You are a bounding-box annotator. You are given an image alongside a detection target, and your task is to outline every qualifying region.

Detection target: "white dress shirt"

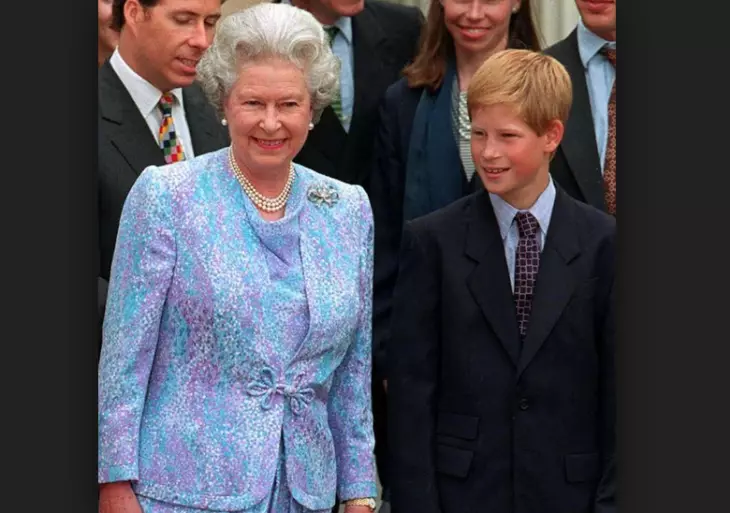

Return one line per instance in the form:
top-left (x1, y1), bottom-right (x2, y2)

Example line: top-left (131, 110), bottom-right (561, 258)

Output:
top-left (109, 49), bottom-right (195, 158)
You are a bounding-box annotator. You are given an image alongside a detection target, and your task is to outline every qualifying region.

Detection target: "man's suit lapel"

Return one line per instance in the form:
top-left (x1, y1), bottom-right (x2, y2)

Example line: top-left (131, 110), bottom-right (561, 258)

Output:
top-left (465, 193), bottom-right (522, 367)
top-left (99, 61), bottom-right (166, 174)
top-left (517, 189), bottom-right (581, 377)
top-left (183, 86), bottom-right (227, 156)
top-left (303, 107), bottom-right (348, 175)
top-left (349, 5), bottom-right (392, 137)
top-left (556, 30), bottom-right (605, 209)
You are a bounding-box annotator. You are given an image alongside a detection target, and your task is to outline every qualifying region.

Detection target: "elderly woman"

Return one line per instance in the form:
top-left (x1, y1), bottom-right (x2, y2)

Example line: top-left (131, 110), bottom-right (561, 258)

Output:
top-left (98, 4), bottom-right (377, 513)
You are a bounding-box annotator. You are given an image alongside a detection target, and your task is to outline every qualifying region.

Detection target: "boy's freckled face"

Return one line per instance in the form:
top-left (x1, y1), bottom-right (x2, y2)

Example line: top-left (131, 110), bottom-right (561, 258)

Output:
top-left (470, 104), bottom-right (561, 207)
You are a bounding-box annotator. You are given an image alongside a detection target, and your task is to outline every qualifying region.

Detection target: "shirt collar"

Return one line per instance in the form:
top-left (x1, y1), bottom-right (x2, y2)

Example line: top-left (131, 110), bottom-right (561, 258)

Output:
top-left (488, 177), bottom-right (557, 242)
top-left (109, 48), bottom-right (184, 118)
top-left (576, 17), bottom-right (616, 69)
top-left (331, 15), bottom-right (352, 44)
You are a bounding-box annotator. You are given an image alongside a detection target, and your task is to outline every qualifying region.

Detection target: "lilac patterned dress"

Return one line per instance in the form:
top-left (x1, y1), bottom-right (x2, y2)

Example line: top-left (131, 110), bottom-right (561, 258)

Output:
top-left (98, 148), bottom-right (377, 513)
top-left (140, 165), bottom-right (318, 513)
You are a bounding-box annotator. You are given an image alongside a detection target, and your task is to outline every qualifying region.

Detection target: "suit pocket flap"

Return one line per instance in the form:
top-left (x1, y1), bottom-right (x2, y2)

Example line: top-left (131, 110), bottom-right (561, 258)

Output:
top-left (435, 444), bottom-right (473, 478)
top-left (436, 412), bottom-right (479, 440)
top-left (565, 452), bottom-right (600, 483)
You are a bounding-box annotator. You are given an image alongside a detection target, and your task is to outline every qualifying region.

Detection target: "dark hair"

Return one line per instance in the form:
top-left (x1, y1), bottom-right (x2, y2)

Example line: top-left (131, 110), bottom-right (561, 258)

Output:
top-left (403, 0), bottom-right (542, 92)
top-left (111, 0), bottom-right (227, 31)
top-left (111, 0), bottom-right (158, 31)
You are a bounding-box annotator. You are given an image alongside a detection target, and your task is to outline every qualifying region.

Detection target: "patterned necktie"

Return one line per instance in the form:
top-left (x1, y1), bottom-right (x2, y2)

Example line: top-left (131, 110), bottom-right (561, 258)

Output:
top-left (158, 92), bottom-right (186, 164)
top-left (324, 26), bottom-right (343, 123)
top-left (514, 212), bottom-right (541, 341)
top-left (601, 47), bottom-right (616, 215)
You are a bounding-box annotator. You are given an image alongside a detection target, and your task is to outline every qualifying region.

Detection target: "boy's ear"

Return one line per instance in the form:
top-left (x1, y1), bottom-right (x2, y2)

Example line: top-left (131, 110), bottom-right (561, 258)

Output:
top-left (544, 119), bottom-right (565, 154)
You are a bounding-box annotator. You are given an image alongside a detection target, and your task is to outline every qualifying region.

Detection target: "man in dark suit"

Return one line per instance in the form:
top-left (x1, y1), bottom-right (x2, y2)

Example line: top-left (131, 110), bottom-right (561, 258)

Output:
top-left (279, 0), bottom-right (423, 191)
top-left (388, 50), bottom-right (615, 513)
top-left (98, 0), bottom-right (229, 339)
top-left (545, 0), bottom-right (616, 213)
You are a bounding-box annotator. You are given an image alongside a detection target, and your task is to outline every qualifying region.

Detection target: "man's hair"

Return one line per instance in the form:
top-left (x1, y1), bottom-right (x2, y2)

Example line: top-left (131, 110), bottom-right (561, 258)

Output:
top-left (467, 49), bottom-right (572, 135)
top-left (111, 0), bottom-right (156, 31)
top-left (111, 0), bottom-right (226, 31)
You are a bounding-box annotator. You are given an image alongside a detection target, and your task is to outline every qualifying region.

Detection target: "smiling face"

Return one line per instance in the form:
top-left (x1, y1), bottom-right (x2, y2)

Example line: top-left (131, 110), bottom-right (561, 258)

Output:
top-left (224, 58), bottom-right (313, 177)
top-left (123, 0), bottom-right (221, 91)
top-left (470, 103), bottom-right (562, 209)
top-left (442, 0), bottom-right (518, 58)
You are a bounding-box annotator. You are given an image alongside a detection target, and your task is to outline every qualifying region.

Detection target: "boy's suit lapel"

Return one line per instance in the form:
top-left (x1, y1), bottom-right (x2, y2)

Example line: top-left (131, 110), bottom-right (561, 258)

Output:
top-left (465, 189), bottom-right (584, 372)
top-left (465, 192), bottom-right (522, 367)
top-left (517, 189), bottom-right (582, 377)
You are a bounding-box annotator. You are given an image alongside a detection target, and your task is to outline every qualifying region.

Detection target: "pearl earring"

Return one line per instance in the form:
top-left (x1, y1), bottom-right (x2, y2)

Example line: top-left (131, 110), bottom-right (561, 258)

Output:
top-left (221, 118), bottom-right (228, 126)
top-left (308, 122), bottom-right (314, 130)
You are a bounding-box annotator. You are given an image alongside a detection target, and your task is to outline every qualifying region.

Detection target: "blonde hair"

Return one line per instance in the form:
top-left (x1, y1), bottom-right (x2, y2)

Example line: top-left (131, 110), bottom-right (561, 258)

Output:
top-left (467, 49), bottom-right (572, 135)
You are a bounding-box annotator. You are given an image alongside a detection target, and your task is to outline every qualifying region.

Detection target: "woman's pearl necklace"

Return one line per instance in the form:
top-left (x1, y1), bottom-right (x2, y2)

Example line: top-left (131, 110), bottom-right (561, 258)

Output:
top-left (228, 148), bottom-right (294, 213)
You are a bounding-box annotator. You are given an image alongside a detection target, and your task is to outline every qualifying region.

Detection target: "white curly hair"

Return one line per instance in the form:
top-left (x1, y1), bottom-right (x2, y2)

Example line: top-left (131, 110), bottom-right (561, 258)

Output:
top-left (196, 2), bottom-right (340, 123)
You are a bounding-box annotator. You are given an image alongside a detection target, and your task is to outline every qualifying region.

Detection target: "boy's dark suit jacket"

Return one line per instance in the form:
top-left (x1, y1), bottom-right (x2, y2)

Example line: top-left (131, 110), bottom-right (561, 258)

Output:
top-left (275, 0), bottom-right (423, 190)
top-left (97, 61), bottom-right (229, 352)
top-left (387, 186), bottom-right (616, 513)
top-left (545, 29), bottom-right (606, 211)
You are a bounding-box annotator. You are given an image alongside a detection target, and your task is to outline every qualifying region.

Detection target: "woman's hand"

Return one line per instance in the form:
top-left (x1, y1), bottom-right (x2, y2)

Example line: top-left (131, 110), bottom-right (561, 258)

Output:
top-left (344, 506), bottom-right (374, 513)
top-left (99, 482), bottom-right (143, 513)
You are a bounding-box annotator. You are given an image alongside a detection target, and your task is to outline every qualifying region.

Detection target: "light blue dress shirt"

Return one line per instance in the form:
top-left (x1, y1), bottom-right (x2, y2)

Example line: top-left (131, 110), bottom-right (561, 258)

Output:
top-left (284, 0), bottom-right (355, 132)
top-left (577, 19), bottom-right (616, 174)
top-left (488, 178), bottom-right (557, 291)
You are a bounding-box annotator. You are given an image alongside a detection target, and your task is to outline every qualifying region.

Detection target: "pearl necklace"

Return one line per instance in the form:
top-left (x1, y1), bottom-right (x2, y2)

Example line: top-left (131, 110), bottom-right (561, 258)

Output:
top-left (228, 148), bottom-right (294, 213)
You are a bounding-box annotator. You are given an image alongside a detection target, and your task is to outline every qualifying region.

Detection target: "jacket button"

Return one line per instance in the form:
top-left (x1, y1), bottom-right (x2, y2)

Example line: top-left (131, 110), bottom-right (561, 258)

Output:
top-left (519, 398), bottom-right (529, 410)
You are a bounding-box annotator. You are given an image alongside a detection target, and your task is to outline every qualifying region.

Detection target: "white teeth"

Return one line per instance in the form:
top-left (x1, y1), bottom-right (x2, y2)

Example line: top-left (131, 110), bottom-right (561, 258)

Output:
top-left (257, 139), bottom-right (283, 146)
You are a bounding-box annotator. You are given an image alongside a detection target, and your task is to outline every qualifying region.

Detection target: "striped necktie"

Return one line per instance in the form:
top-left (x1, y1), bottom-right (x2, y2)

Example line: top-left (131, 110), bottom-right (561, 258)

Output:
top-left (324, 26), bottom-right (343, 123)
top-left (158, 92), bottom-right (186, 164)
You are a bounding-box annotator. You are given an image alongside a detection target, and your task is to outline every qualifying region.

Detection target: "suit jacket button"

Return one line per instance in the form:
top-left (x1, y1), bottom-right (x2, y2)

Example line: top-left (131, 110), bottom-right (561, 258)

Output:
top-left (519, 398), bottom-right (529, 410)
